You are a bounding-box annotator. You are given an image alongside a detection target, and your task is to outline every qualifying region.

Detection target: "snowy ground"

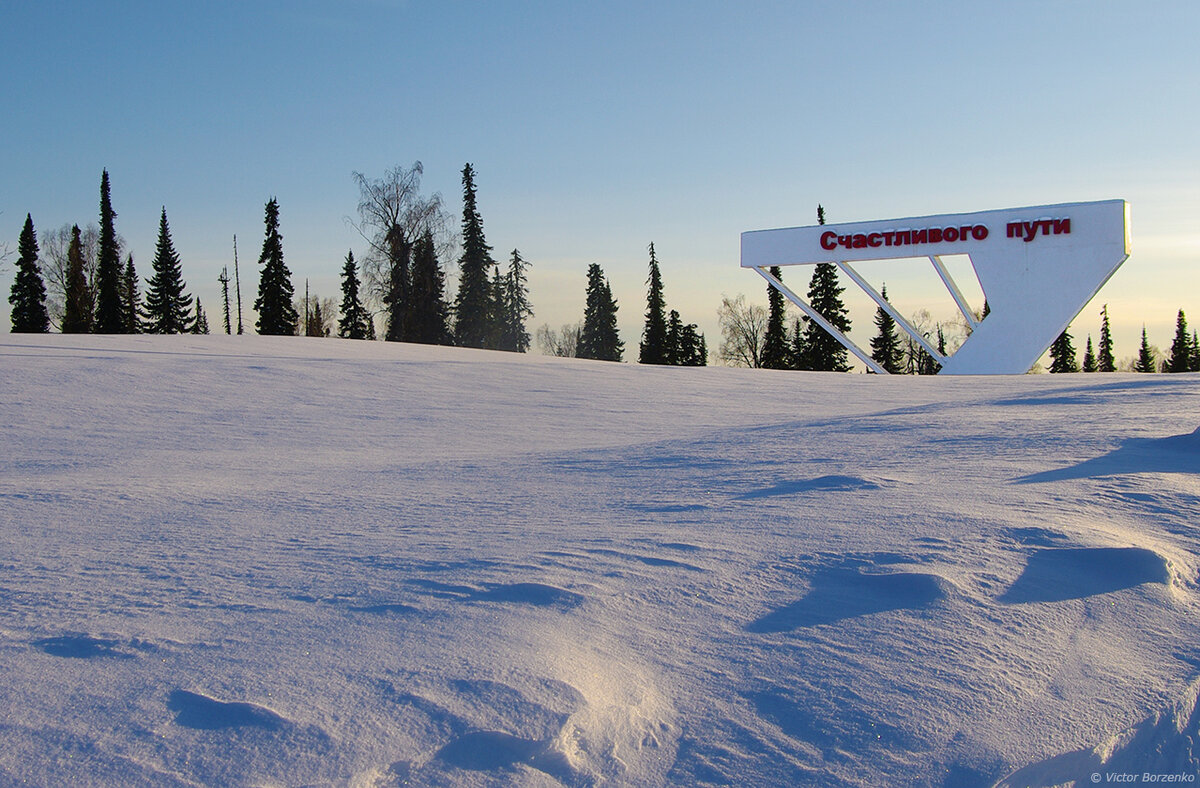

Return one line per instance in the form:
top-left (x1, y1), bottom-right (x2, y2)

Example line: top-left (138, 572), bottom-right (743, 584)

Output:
top-left (1, 333), bottom-right (1199, 787)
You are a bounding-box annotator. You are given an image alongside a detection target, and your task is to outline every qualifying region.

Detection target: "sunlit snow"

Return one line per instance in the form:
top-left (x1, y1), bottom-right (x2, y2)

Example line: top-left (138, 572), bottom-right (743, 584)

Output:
top-left (2, 334), bottom-right (1198, 786)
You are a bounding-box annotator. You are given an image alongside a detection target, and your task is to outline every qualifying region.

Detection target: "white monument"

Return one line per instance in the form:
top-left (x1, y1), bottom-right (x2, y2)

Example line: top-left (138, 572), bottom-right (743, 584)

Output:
top-left (741, 200), bottom-right (1131, 374)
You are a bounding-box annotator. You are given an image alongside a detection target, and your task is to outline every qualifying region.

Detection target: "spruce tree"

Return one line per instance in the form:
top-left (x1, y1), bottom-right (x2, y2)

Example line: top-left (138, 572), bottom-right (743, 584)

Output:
top-left (1192, 330), bottom-right (1200, 372)
top-left (1098, 304), bottom-right (1116, 372)
top-left (218, 267), bottom-right (232, 334)
top-left (489, 266), bottom-right (506, 349)
top-left (869, 285), bottom-right (903, 374)
top-left (142, 208), bottom-right (193, 334)
top-left (409, 231), bottom-right (452, 345)
top-left (500, 248), bottom-right (533, 352)
top-left (639, 243), bottom-right (669, 364)
top-left (665, 308), bottom-right (684, 365)
top-left (254, 198), bottom-right (297, 335)
top-left (576, 263), bottom-right (623, 361)
top-left (1082, 335), bottom-right (1097, 372)
top-left (790, 316), bottom-right (807, 370)
top-left (801, 205), bottom-right (851, 371)
top-left (452, 163), bottom-right (497, 348)
top-left (761, 266), bottom-right (790, 369)
top-left (9, 214), bottom-right (50, 333)
top-left (1135, 327), bottom-right (1156, 373)
top-left (121, 255), bottom-right (141, 333)
top-left (94, 169), bottom-right (125, 333)
top-left (337, 251), bottom-right (372, 340)
top-left (1048, 330), bottom-right (1078, 373)
top-left (62, 225), bottom-right (92, 333)
top-left (192, 297), bottom-right (210, 334)
top-left (382, 236), bottom-right (411, 342)
top-left (1166, 310), bottom-right (1192, 372)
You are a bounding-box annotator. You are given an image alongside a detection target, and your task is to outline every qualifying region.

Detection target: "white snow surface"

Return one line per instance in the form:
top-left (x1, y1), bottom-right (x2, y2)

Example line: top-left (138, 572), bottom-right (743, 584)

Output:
top-left (2, 333), bottom-right (1200, 787)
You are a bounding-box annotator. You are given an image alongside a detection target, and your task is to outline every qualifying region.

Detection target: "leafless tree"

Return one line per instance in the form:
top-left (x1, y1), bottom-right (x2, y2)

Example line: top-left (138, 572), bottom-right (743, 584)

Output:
top-left (717, 294), bottom-right (768, 367)
top-left (536, 322), bottom-right (582, 357)
top-left (349, 162), bottom-right (453, 310)
top-left (39, 223), bottom-right (124, 330)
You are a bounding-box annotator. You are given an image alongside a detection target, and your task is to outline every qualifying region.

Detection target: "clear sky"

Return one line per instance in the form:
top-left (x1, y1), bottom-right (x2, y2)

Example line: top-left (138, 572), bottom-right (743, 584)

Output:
top-left (2, 1), bottom-right (1197, 367)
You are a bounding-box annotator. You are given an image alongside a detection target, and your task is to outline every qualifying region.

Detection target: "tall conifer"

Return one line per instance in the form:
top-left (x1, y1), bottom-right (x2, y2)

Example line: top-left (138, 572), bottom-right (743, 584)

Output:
top-left (1098, 304), bottom-right (1116, 372)
top-left (62, 225), bottom-right (92, 333)
top-left (1048, 329), bottom-right (1078, 372)
top-left (1135, 327), bottom-right (1156, 372)
top-left (576, 263), bottom-right (623, 361)
top-left (409, 231), bottom-right (452, 345)
top-left (9, 214), bottom-right (50, 333)
top-left (761, 266), bottom-right (790, 369)
top-left (192, 298), bottom-right (210, 334)
top-left (452, 164), bottom-right (496, 348)
top-left (1166, 310), bottom-right (1192, 372)
top-left (142, 208), bottom-right (193, 334)
top-left (639, 243), bottom-right (669, 364)
top-left (94, 170), bottom-right (124, 332)
top-left (254, 198), bottom-right (297, 335)
top-left (869, 285), bottom-right (903, 373)
top-left (801, 204), bottom-right (851, 371)
top-left (500, 248), bottom-right (533, 352)
top-left (1082, 335), bottom-right (1097, 372)
top-left (121, 255), bottom-right (141, 333)
top-left (337, 251), bottom-right (372, 340)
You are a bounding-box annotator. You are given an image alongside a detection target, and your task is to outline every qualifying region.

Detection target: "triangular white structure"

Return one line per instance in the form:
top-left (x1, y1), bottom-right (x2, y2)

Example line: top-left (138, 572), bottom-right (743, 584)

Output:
top-left (741, 200), bottom-right (1131, 375)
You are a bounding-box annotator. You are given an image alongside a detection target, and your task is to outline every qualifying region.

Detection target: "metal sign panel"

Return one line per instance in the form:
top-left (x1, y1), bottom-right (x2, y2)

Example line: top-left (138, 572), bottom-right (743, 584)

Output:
top-left (741, 200), bottom-right (1130, 375)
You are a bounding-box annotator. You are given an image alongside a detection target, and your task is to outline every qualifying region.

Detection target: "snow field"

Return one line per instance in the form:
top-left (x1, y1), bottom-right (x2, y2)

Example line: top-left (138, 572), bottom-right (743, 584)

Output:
top-left (1, 334), bottom-right (1199, 786)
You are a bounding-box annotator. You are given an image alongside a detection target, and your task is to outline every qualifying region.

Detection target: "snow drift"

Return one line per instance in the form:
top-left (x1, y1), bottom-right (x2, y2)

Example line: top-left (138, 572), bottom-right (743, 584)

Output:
top-left (1, 334), bottom-right (1198, 786)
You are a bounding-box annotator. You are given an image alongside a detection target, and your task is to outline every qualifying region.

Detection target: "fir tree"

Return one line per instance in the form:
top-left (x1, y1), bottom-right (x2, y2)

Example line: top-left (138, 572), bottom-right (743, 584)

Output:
top-left (761, 266), bottom-right (790, 369)
top-left (1082, 335), bottom-right (1097, 372)
top-left (1098, 304), bottom-right (1116, 372)
top-left (790, 316), bottom-right (807, 370)
top-left (337, 251), bottom-right (372, 340)
top-left (121, 255), bottom-right (141, 333)
top-left (218, 267), bottom-right (232, 334)
top-left (665, 309), bottom-right (684, 365)
top-left (94, 169), bottom-right (125, 333)
top-left (1135, 326), bottom-right (1156, 373)
top-left (1166, 310), bottom-right (1192, 372)
top-left (1048, 330), bottom-right (1078, 373)
top-left (869, 285), bottom-right (903, 373)
top-left (254, 198), bottom-right (297, 335)
top-left (489, 266), bottom-right (506, 349)
top-left (452, 163), bottom-right (497, 348)
top-left (500, 248), bottom-right (533, 352)
top-left (408, 231), bottom-right (452, 345)
top-left (192, 297), bottom-right (210, 334)
top-left (9, 213), bottom-right (50, 333)
top-left (801, 204), bottom-right (851, 371)
top-left (639, 243), bottom-right (669, 364)
top-left (142, 208), bottom-right (193, 334)
top-left (62, 225), bottom-right (92, 334)
top-left (576, 263), bottom-right (623, 361)
top-left (382, 236), bottom-right (411, 342)
top-left (1192, 330), bottom-right (1200, 372)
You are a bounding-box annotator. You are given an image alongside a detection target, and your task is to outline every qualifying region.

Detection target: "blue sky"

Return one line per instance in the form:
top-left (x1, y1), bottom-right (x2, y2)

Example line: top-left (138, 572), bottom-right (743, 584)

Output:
top-left (2, 1), bottom-right (1197, 364)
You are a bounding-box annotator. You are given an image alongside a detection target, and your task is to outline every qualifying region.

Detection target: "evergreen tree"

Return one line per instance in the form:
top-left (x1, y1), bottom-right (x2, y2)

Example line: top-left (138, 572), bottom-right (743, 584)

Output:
top-left (761, 266), bottom-right (790, 369)
top-left (500, 248), bottom-right (533, 352)
top-left (9, 213), bottom-right (50, 333)
top-left (1135, 326), bottom-right (1156, 372)
top-left (1048, 329), bottom-right (1078, 373)
top-left (489, 266), bottom-right (506, 349)
top-left (452, 163), bottom-right (497, 348)
top-left (192, 297), bottom-right (210, 334)
top-left (382, 236), bottom-right (411, 342)
top-left (1098, 304), bottom-right (1116, 371)
top-left (408, 231), bottom-right (452, 345)
top-left (94, 169), bottom-right (125, 333)
top-left (1082, 335), bottom-right (1097, 372)
top-left (665, 308), bottom-right (684, 365)
top-left (869, 285), bottom-right (903, 373)
top-left (1192, 330), bottom-right (1200, 372)
top-left (337, 251), bottom-right (372, 340)
top-left (1166, 310), bottom-right (1192, 372)
top-left (801, 205), bottom-right (851, 371)
top-left (121, 255), bottom-right (141, 333)
top-left (62, 225), bottom-right (92, 333)
top-left (576, 263), bottom-right (623, 361)
top-left (639, 243), bottom-right (669, 364)
top-left (790, 316), bottom-right (807, 370)
top-left (254, 198), bottom-right (297, 335)
top-left (218, 267), bottom-right (232, 334)
top-left (142, 208), bottom-right (193, 334)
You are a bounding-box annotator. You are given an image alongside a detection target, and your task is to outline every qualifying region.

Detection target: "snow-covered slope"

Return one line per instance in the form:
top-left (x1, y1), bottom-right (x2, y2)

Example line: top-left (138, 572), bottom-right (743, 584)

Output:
top-left (2, 334), bottom-right (1198, 787)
